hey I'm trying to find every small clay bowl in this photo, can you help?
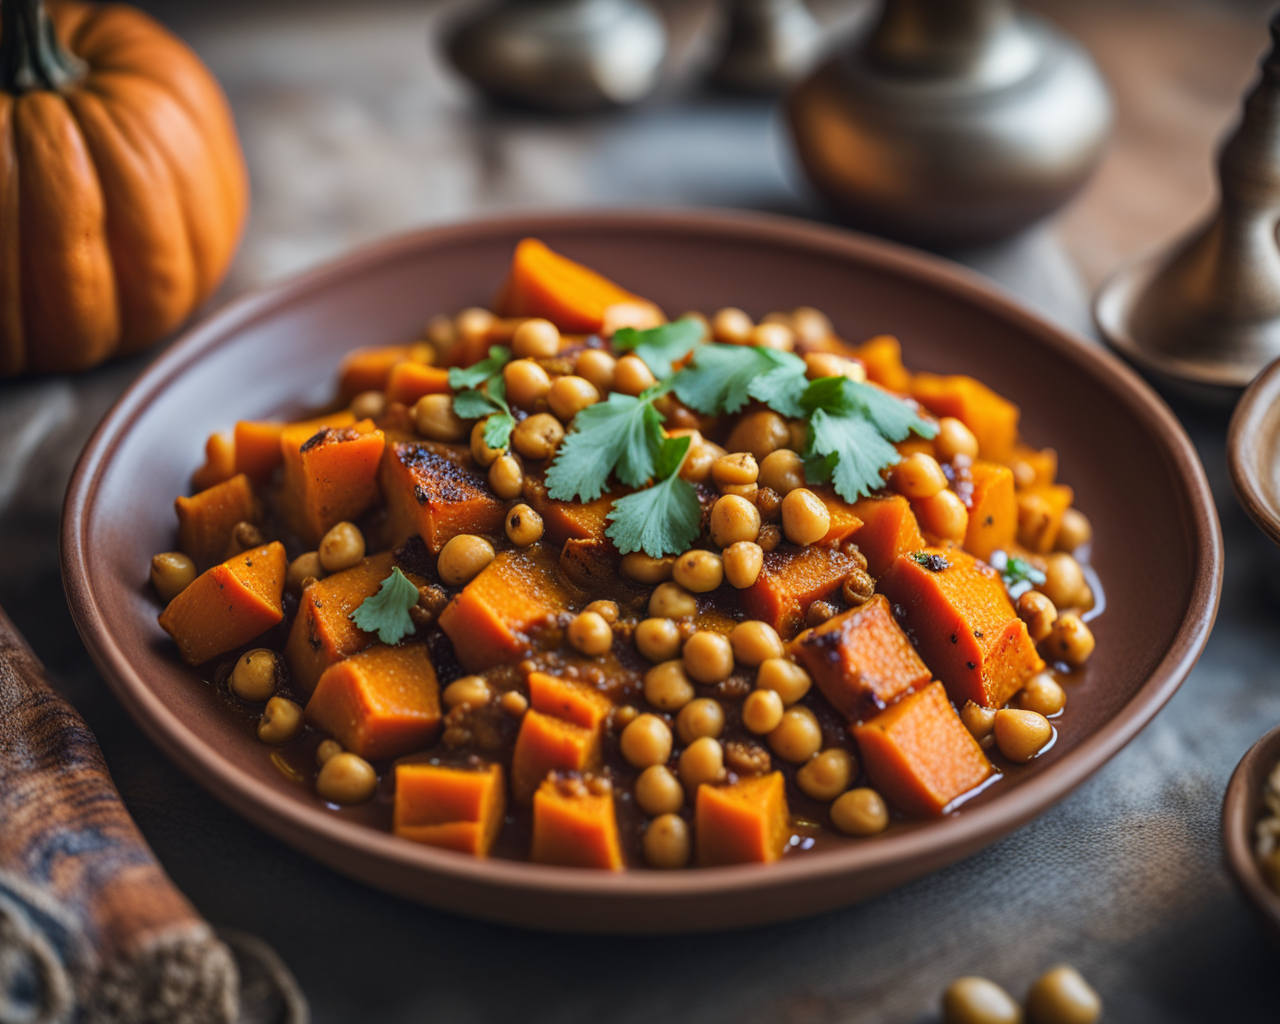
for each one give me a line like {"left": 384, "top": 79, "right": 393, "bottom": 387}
{"left": 1223, "top": 724, "right": 1280, "bottom": 947}
{"left": 1228, "top": 356, "right": 1280, "bottom": 547}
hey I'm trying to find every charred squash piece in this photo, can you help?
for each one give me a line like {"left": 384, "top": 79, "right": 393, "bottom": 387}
{"left": 280, "top": 419, "right": 385, "bottom": 546}
{"left": 522, "top": 473, "right": 625, "bottom": 547}
{"left": 393, "top": 763, "right": 506, "bottom": 856}
{"left": 381, "top": 441, "right": 505, "bottom": 553}
{"left": 384, "top": 362, "right": 451, "bottom": 408}
{"left": 848, "top": 494, "right": 926, "bottom": 577}
{"left": 1009, "top": 443, "right": 1057, "bottom": 488}
{"left": 191, "top": 431, "right": 236, "bottom": 492}
{"left": 511, "top": 710, "right": 601, "bottom": 803}
{"left": 1016, "top": 484, "right": 1074, "bottom": 554}
{"left": 911, "top": 373, "right": 1020, "bottom": 464}
{"left": 438, "top": 546, "right": 574, "bottom": 672}
{"left": 852, "top": 334, "right": 912, "bottom": 394}
{"left": 528, "top": 672, "right": 613, "bottom": 731}
{"left": 742, "top": 546, "right": 862, "bottom": 640}
{"left": 175, "top": 473, "right": 256, "bottom": 571}
{"left": 338, "top": 344, "right": 414, "bottom": 400}
{"left": 877, "top": 547, "right": 1044, "bottom": 708}
{"left": 791, "top": 595, "right": 932, "bottom": 722}
{"left": 853, "top": 681, "right": 994, "bottom": 817}
{"left": 531, "top": 776, "right": 623, "bottom": 870}
{"left": 158, "top": 542, "right": 286, "bottom": 666}
{"left": 963, "top": 461, "right": 1017, "bottom": 562}
{"left": 305, "top": 642, "right": 441, "bottom": 760}
{"left": 815, "top": 488, "right": 864, "bottom": 547}
{"left": 695, "top": 772, "right": 789, "bottom": 867}
{"left": 234, "top": 411, "right": 355, "bottom": 484}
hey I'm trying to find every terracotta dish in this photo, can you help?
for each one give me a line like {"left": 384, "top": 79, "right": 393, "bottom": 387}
{"left": 1223, "top": 723, "right": 1280, "bottom": 947}
{"left": 1228, "top": 356, "right": 1280, "bottom": 548}
{"left": 62, "top": 210, "right": 1222, "bottom": 932}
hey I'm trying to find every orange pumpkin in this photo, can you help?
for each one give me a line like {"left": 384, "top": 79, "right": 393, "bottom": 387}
{"left": 0, "top": 0, "right": 248, "bottom": 375}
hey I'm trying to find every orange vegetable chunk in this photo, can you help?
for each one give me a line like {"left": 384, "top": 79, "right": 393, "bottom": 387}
{"left": 438, "top": 546, "right": 574, "bottom": 672}
{"left": 158, "top": 542, "right": 286, "bottom": 666}
{"left": 393, "top": 763, "right": 506, "bottom": 856}
{"left": 1017, "top": 483, "right": 1074, "bottom": 554}
{"left": 1010, "top": 443, "right": 1057, "bottom": 488}
{"left": 234, "top": 411, "right": 355, "bottom": 484}
{"left": 384, "top": 362, "right": 451, "bottom": 407}
{"left": 848, "top": 494, "right": 926, "bottom": 577}
{"left": 175, "top": 473, "right": 255, "bottom": 570}
{"left": 815, "top": 488, "right": 864, "bottom": 547}
{"left": 511, "top": 710, "right": 601, "bottom": 803}
{"left": 380, "top": 441, "right": 506, "bottom": 553}
{"left": 305, "top": 642, "right": 441, "bottom": 760}
{"left": 852, "top": 335, "right": 912, "bottom": 394}
{"left": 742, "top": 546, "right": 862, "bottom": 640}
{"left": 191, "top": 431, "right": 236, "bottom": 492}
{"left": 695, "top": 772, "right": 790, "bottom": 867}
{"left": 338, "top": 344, "right": 413, "bottom": 400}
{"left": 524, "top": 476, "right": 620, "bottom": 546}
{"left": 280, "top": 419, "right": 385, "bottom": 546}
{"left": 531, "top": 776, "right": 623, "bottom": 870}
{"left": 528, "top": 672, "right": 613, "bottom": 731}
{"left": 912, "top": 373, "right": 1019, "bottom": 464}
{"left": 853, "top": 681, "right": 994, "bottom": 817}
{"left": 792, "top": 595, "right": 932, "bottom": 722}
{"left": 877, "top": 547, "right": 1044, "bottom": 708}
{"left": 963, "top": 461, "right": 1017, "bottom": 562}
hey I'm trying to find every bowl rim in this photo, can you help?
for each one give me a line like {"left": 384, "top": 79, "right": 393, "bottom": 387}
{"left": 1222, "top": 723, "right": 1280, "bottom": 933}
{"left": 1227, "top": 355, "right": 1280, "bottom": 548}
{"left": 60, "top": 207, "right": 1224, "bottom": 910}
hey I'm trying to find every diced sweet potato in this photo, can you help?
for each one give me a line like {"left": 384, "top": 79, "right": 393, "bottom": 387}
{"left": 1017, "top": 484, "right": 1074, "bottom": 554}
{"left": 338, "top": 344, "right": 414, "bottom": 400}
{"left": 305, "top": 642, "right": 441, "bottom": 760}
{"left": 384, "top": 362, "right": 451, "bottom": 408}
{"left": 524, "top": 479, "right": 619, "bottom": 547}
{"left": 191, "top": 431, "right": 236, "bottom": 492}
{"left": 847, "top": 494, "right": 926, "bottom": 577}
{"left": 877, "top": 547, "right": 1044, "bottom": 708}
{"left": 158, "top": 542, "right": 286, "bottom": 666}
{"left": 280, "top": 420, "right": 385, "bottom": 546}
{"left": 393, "top": 763, "right": 505, "bottom": 857}
{"left": 695, "top": 772, "right": 790, "bottom": 867}
{"left": 963, "top": 461, "right": 1016, "bottom": 562}
{"left": 742, "top": 546, "right": 862, "bottom": 640}
{"left": 531, "top": 777, "right": 623, "bottom": 870}
{"left": 234, "top": 411, "right": 355, "bottom": 484}
{"left": 815, "top": 488, "right": 864, "bottom": 547}
{"left": 528, "top": 672, "right": 613, "bottom": 731}
{"left": 852, "top": 334, "right": 912, "bottom": 394}
{"left": 853, "top": 681, "right": 993, "bottom": 817}
{"left": 438, "top": 546, "right": 574, "bottom": 672}
{"left": 175, "top": 473, "right": 256, "bottom": 570}
{"left": 1009, "top": 443, "right": 1057, "bottom": 488}
{"left": 912, "top": 373, "right": 1019, "bottom": 464}
{"left": 511, "top": 710, "right": 601, "bottom": 803}
{"left": 381, "top": 441, "right": 506, "bottom": 553}
{"left": 792, "top": 595, "right": 932, "bottom": 722}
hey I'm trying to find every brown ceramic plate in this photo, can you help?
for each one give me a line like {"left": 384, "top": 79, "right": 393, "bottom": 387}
{"left": 1228, "top": 356, "right": 1280, "bottom": 547}
{"left": 62, "top": 210, "right": 1222, "bottom": 933}
{"left": 1223, "top": 724, "right": 1280, "bottom": 947}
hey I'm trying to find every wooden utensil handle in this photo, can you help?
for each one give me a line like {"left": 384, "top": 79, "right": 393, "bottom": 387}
{"left": 0, "top": 605, "right": 238, "bottom": 1024}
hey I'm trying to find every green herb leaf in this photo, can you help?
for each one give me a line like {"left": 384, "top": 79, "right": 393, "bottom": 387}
{"left": 748, "top": 360, "right": 810, "bottom": 419}
{"left": 909, "top": 551, "right": 951, "bottom": 572}
{"left": 349, "top": 567, "right": 419, "bottom": 645}
{"left": 545, "top": 392, "right": 666, "bottom": 502}
{"left": 483, "top": 412, "right": 515, "bottom": 449}
{"left": 991, "top": 550, "right": 1046, "bottom": 599}
{"left": 673, "top": 344, "right": 808, "bottom": 416}
{"left": 801, "top": 377, "right": 936, "bottom": 441}
{"left": 448, "top": 345, "right": 511, "bottom": 391}
{"left": 605, "top": 436, "right": 701, "bottom": 557}
{"left": 453, "top": 388, "right": 499, "bottom": 420}
{"left": 613, "top": 318, "right": 705, "bottom": 379}
{"left": 804, "top": 406, "right": 902, "bottom": 502}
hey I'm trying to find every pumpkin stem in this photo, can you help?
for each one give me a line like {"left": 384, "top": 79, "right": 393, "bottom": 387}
{"left": 0, "top": 0, "right": 87, "bottom": 94}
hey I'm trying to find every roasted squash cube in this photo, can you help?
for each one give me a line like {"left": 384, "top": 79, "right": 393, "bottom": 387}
{"left": 393, "top": 762, "right": 506, "bottom": 857}
{"left": 1009, "top": 443, "right": 1057, "bottom": 488}
{"left": 380, "top": 441, "right": 505, "bottom": 553}
{"left": 280, "top": 419, "right": 385, "bottom": 546}
{"left": 741, "top": 546, "right": 862, "bottom": 640}
{"left": 531, "top": 776, "right": 623, "bottom": 870}
{"left": 852, "top": 334, "right": 912, "bottom": 394}
{"left": 235, "top": 411, "right": 355, "bottom": 484}
{"left": 695, "top": 772, "right": 790, "bottom": 867}
{"left": 384, "top": 362, "right": 451, "bottom": 407}
{"left": 848, "top": 494, "right": 926, "bottom": 577}
{"left": 912, "top": 373, "right": 1019, "bottom": 464}
{"left": 511, "top": 710, "right": 601, "bottom": 804}
{"left": 338, "top": 344, "right": 413, "bottom": 400}
{"left": 963, "top": 461, "right": 1017, "bottom": 562}
{"left": 528, "top": 672, "right": 613, "bottom": 731}
{"left": 191, "top": 431, "right": 236, "bottom": 492}
{"left": 175, "top": 472, "right": 256, "bottom": 570}
{"left": 815, "top": 488, "right": 864, "bottom": 547}
{"left": 853, "top": 681, "right": 993, "bottom": 817}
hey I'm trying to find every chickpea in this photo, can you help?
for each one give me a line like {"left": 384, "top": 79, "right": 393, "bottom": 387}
{"left": 150, "top": 551, "right": 196, "bottom": 603}
{"left": 891, "top": 453, "right": 948, "bottom": 499}
{"left": 620, "top": 713, "right": 674, "bottom": 768}
{"left": 1026, "top": 966, "right": 1101, "bottom": 1024}
{"left": 994, "top": 708, "right": 1053, "bottom": 763}
{"left": 612, "top": 705, "right": 639, "bottom": 730}
{"left": 756, "top": 657, "right": 812, "bottom": 705}
{"left": 712, "top": 452, "right": 759, "bottom": 488}
{"left": 677, "top": 698, "right": 725, "bottom": 743}
{"left": 511, "top": 412, "right": 563, "bottom": 459}
{"left": 316, "top": 751, "right": 377, "bottom": 805}
{"left": 455, "top": 306, "right": 495, "bottom": 342}
{"left": 286, "top": 551, "right": 324, "bottom": 594}
{"left": 621, "top": 552, "right": 675, "bottom": 585}
{"left": 613, "top": 354, "right": 657, "bottom": 395}
{"left": 635, "top": 765, "right": 684, "bottom": 815}
{"left": 227, "top": 520, "right": 265, "bottom": 555}
{"left": 1014, "top": 673, "right": 1066, "bottom": 717}
{"left": 1017, "top": 492, "right": 1054, "bottom": 550}
{"left": 722, "top": 541, "right": 764, "bottom": 589}
{"left": 1017, "top": 590, "right": 1058, "bottom": 643}
{"left": 488, "top": 453, "right": 524, "bottom": 499}
{"left": 500, "top": 690, "right": 528, "bottom": 717}
{"left": 730, "top": 620, "right": 784, "bottom": 666}
{"left": 443, "top": 675, "right": 492, "bottom": 709}
{"left": 682, "top": 631, "right": 735, "bottom": 684}
{"left": 470, "top": 418, "right": 505, "bottom": 468}
{"left": 679, "top": 736, "right": 726, "bottom": 788}
{"left": 787, "top": 418, "right": 808, "bottom": 452}
{"left": 842, "top": 567, "right": 876, "bottom": 606}
{"left": 413, "top": 393, "right": 467, "bottom": 441}
{"left": 511, "top": 317, "right": 560, "bottom": 358}
{"left": 230, "top": 649, "right": 278, "bottom": 702}
{"left": 505, "top": 503, "right": 544, "bottom": 546}
{"left": 437, "top": 534, "right": 495, "bottom": 586}
{"left": 318, "top": 521, "right": 365, "bottom": 573}
{"left": 680, "top": 438, "right": 719, "bottom": 484}
{"left": 644, "top": 814, "right": 691, "bottom": 869}
{"left": 758, "top": 522, "right": 782, "bottom": 552}
{"left": 584, "top": 599, "right": 619, "bottom": 623}
{"left": 643, "top": 660, "right": 695, "bottom": 711}
{"left": 1013, "top": 461, "right": 1038, "bottom": 489}
{"left": 914, "top": 489, "right": 969, "bottom": 541}
{"left": 425, "top": 313, "right": 454, "bottom": 345}
{"left": 803, "top": 351, "right": 865, "bottom": 382}
{"left": 768, "top": 705, "right": 823, "bottom": 764}
{"left": 575, "top": 348, "right": 616, "bottom": 393}
{"left": 568, "top": 610, "right": 613, "bottom": 656}
{"left": 712, "top": 306, "right": 753, "bottom": 344}
{"left": 755, "top": 486, "right": 781, "bottom": 522}
{"left": 960, "top": 701, "right": 997, "bottom": 741}
{"left": 725, "top": 410, "right": 790, "bottom": 461}
{"left": 941, "top": 976, "right": 1022, "bottom": 1024}
{"left": 649, "top": 581, "right": 697, "bottom": 618}
{"left": 710, "top": 494, "right": 761, "bottom": 548}
{"left": 791, "top": 306, "right": 833, "bottom": 345}
{"left": 350, "top": 389, "right": 386, "bottom": 421}
{"left": 257, "top": 697, "right": 303, "bottom": 744}
{"left": 751, "top": 321, "right": 794, "bottom": 351}
{"left": 782, "top": 488, "right": 831, "bottom": 545}
{"left": 742, "top": 688, "right": 785, "bottom": 734}
{"left": 759, "top": 449, "right": 805, "bottom": 494}
{"left": 503, "top": 358, "right": 553, "bottom": 410}
{"left": 796, "top": 748, "right": 855, "bottom": 801}
{"left": 315, "top": 738, "right": 343, "bottom": 767}
{"left": 831, "top": 787, "right": 889, "bottom": 836}
{"left": 1041, "top": 552, "right": 1087, "bottom": 609}
{"left": 548, "top": 375, "right": 600, "bottom": 422}
{"left": 634, "top": 617, "right": 683, "bottom": 662}
{"left": 934, "top": 417, "right": 979, "bottom": 462}
{"left": 1055, "top": 508, "right": 1093, "bottom": 551}
{"left": 1044, "top": 614, "right": 1095, "bottom": 666}
{"left": 672, "top": 550, "right": 724, "bottom": 593}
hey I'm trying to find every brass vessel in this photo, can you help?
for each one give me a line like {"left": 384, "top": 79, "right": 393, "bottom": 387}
{"left": 709, "top": 0, "right": 822, "bottom": 95}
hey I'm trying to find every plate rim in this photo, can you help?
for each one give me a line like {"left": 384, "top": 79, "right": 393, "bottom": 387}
{"left": 1228, "top": 355, "right": 1280, "bottom": 548}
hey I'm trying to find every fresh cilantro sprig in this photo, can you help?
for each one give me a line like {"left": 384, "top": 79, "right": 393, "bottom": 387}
{"left": 605, "top": 435, "right": 701, "bottom": 557}
{"left": 350, "top": 567, "right": 420, "bottom": 644}
{"left": 544, "top": 384, "right": 671, "bottom": 502}
{"left": 449, "top": 346, "right": 514, "bottom": 448}
{"left": 613, "top": 318, "right": 705, "bottom": 379}
{"left": 448, "top": 345, "right": 510, "bottom": 390}
{"left": 990, "top": 550, "right": 1046, "bottom": 599}
{"left": 673, "top": 344, "right": 809, "bottom": 418}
